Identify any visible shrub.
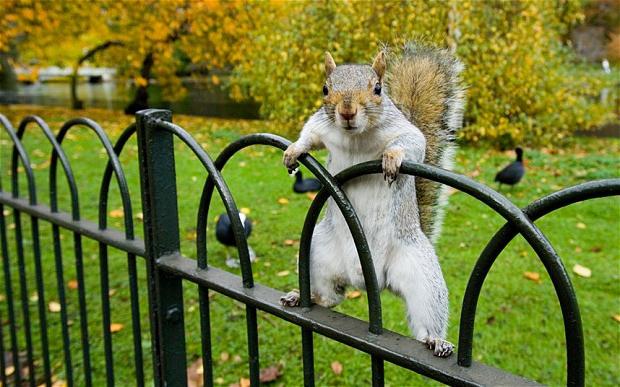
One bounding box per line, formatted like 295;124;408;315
230;0;616;146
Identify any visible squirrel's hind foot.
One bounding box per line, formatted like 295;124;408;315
425;338;454;358
279;290;301;307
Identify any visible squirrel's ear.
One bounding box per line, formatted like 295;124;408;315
372;51;386;81
325;52;337;77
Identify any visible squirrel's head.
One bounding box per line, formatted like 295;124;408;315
322;51;386;134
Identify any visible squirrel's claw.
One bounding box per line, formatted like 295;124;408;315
283;144;301;173
425;338;454;358
280;290;301;307
382;148;404;186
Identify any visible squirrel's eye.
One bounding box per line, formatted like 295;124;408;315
322;85;329;96
373;83;382;96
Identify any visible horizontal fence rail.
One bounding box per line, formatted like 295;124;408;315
0;109;617;386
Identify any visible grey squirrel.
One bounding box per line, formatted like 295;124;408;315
279;42;465;357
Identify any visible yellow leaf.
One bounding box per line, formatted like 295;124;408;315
6;365;15;376
135;76;148;87
523;271;541;283
306;192;317;200
283;239;296;246
240;207;251;215
110;323;124;333
68;279;79;290
613;314;620;323
573;264;591;278
109;208;124;218
331;360;343;375
49;301;62;312
576;222;586;229
220;352;230;362
277;197;289;205
239;378;250;387
346;290;362;299
276;270;290;277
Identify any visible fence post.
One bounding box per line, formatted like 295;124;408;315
136;109;188;386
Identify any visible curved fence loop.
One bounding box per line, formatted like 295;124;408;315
54;118;132;226
0;115;37;203
197;133;383;334
152;119;255;287
458;178;620;378
331;159;584;386
98;124;137;238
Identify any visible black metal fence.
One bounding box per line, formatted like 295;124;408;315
0;109;618;386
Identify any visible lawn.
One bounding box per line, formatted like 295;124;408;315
0;105;619;386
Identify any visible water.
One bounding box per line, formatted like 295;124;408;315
0;80;261;119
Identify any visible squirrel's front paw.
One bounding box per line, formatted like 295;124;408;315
382;148;405;186
283;144;301;173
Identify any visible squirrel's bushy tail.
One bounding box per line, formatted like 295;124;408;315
387;42;465;243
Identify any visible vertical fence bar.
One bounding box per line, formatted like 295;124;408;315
30;216;52;386
98;243;114;386
13;209;36;387
51;224;73;387
0;202;21;386
136;109;187;386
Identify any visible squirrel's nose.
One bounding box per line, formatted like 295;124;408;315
339;111;356;121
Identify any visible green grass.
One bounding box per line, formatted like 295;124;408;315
0;105;619;386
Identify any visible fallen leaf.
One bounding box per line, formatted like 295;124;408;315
48;301;61;312
220;352;230;362
5;365;15;376
109;208;124;218
523;272;541;283
331;361;343;375
486;316;496;325
233;355;242;363
573;264;591;278
613;314;620;323
135;212;144;221
30;292;39;302
576;222;586;230
574;246;582;253
590;246;602;253
306;192;317;200
259;364;283;383
276;270;290;277
239;378;251;387
0;294;5;301
283;239;296;246
238;161;247;167
68;279;79;290
3;209;10;216
186;230;197;241
240;207;251;215
346;290;362;299
109;289;117;297
277;197;289;205
214;377;224;385
187;358;204;387
110;323;124;333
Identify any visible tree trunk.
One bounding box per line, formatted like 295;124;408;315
124;52;154;115
70;40;123;109
0;52;17;92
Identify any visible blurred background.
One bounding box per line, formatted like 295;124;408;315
0;2;619;386
0;0;618;147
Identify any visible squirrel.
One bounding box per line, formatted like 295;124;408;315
279;42;465;357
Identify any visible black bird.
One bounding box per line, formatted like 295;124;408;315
495;147;525;190
293;170;322;193
215;212;255;267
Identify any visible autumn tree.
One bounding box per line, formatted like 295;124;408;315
230;0;615;145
